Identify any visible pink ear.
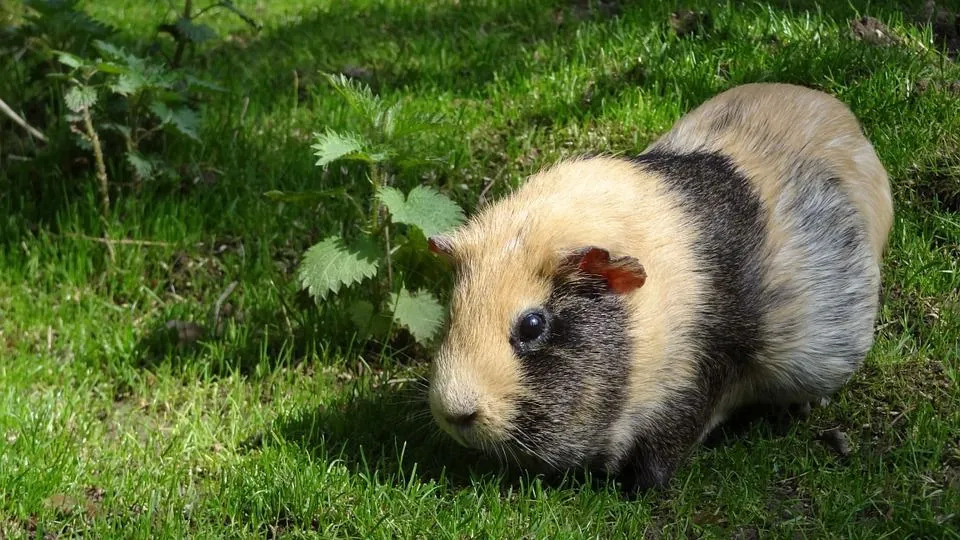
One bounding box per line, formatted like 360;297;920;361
428;235;455;257
567;247;646;294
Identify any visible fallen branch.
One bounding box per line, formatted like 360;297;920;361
0;96;47;143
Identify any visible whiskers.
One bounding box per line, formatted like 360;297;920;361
505;424;564;472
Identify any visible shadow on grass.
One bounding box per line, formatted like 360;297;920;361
257;379;813;497
260;382;516;491
200;1;616;101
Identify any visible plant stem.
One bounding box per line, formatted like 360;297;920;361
171;0;192;68
384;221;393;290
368;165;382;230
81;106;110;218
0;96;47;142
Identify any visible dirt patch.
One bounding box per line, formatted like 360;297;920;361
767;475;814;521
850;17;901;46
570;0;622;21
816;428;852;457
877;283;948;346
913;78;960;97
838;359;956;465
911;163;960;213
670;9;713;37
730;527;760;540
43;486;104;519
920;1;960;58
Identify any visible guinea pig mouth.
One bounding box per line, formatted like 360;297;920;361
433;419;555;468
433;414;492;448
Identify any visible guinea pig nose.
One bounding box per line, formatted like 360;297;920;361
445;410;478;427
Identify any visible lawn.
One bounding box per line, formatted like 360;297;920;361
1;0;959;537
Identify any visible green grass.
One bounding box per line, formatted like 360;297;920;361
2;0;960;537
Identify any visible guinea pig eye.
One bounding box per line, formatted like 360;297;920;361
515;311;547;342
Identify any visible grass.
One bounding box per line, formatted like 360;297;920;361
2;0;959;537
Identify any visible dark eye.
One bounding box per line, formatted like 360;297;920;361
516;311;547;342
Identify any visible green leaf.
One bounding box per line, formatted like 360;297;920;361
348;299;393;340
91;40;127;61
111;73;144;96
390;288;445;344
56;52;85;69
263;188;347;204
150;102;200;141
298;236;381;300
184;74;226;92
94;61;129;75
348;299;375;330
126;151;155;180
175;18;217;43
376;186;407;217
169;107;200;140
311;129;385;166
375;101;401;138
377;185;465;238
64;85;97;112
323;72;382;121
100;122;131;138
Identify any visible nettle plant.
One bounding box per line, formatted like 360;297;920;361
55;40;215;215
157;0;260;68
294;74;465;346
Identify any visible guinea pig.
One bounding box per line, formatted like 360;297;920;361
426;82;893;493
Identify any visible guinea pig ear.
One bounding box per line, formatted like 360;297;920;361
563;246;646;294
427;235;455;259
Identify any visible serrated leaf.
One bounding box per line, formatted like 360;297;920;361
169;107;200;140
92;40;126;61
347;299;393;339
126;151;155;180
376;186;407;217
377;185;465;238
391;110;447;140
175;18;217;43
94;61;128;75
150;102;200;141
323;72;382;121
298;236;381;300
375;101;401;138
64;85;97;112
348;300;375;330
56;51;85;69
184;74;225;92
390;288;445;344
311;130;386;166
110;73;144;96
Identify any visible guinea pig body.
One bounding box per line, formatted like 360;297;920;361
427;83;893;493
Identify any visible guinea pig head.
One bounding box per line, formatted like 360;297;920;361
427;230;646;470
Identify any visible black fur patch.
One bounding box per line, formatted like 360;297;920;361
510;273;632;469
615;150;769;492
